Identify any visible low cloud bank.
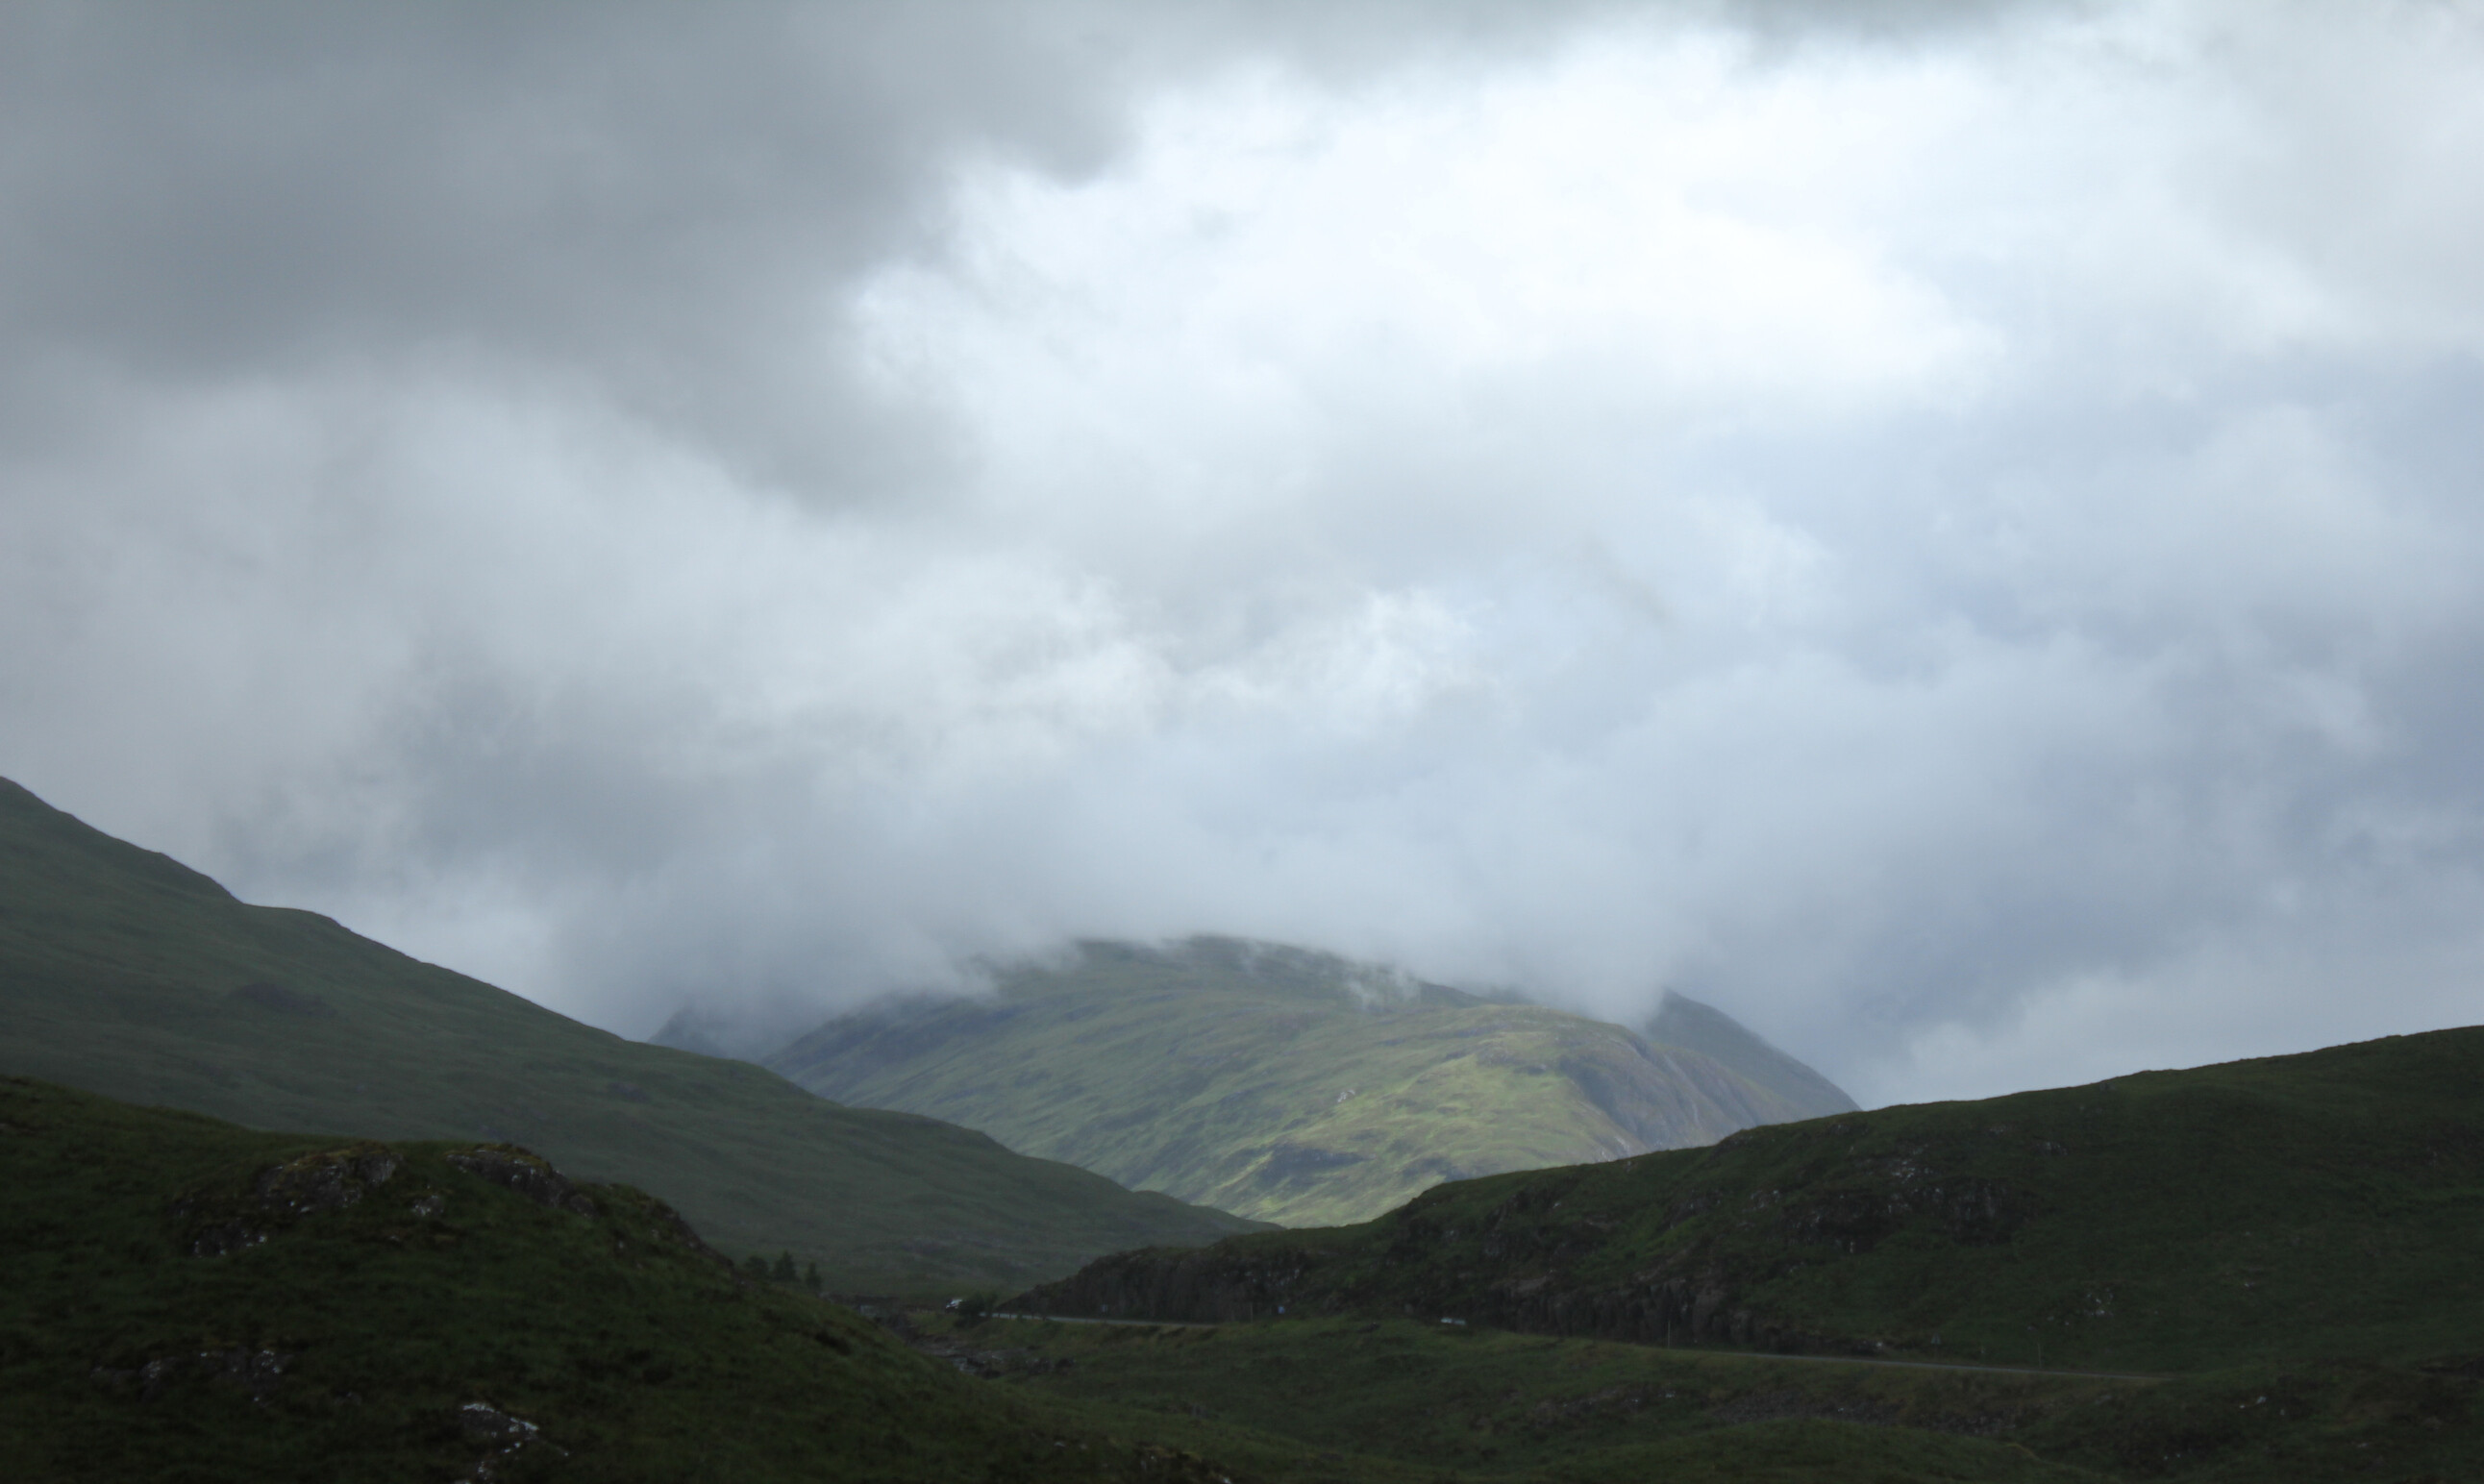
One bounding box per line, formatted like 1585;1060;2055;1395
4;3;2482;1104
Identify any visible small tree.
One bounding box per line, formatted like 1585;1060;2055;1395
955;1290;1002;1324
802;1260;822;1295
770;1250;797;1284
741;1253;770;1279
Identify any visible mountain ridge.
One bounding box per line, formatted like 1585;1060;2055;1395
766;936;1856;1226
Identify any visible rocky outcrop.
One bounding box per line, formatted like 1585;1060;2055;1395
445;1145;598;1217
177;1144;401;1256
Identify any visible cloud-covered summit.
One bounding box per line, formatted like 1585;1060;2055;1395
4;1;2481;1104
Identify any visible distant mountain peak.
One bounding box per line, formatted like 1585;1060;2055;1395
769;936;1856;1227
1644;990;1859;1116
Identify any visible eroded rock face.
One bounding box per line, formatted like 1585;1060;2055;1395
179;1145;401;1256
445;1146;597;1217
258;1149;400;1218
458;1400;559;1481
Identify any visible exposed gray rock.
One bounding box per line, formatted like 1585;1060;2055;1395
180;1145;400;1256
446;1146;597;1217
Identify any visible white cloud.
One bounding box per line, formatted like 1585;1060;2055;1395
4;3;2482;1100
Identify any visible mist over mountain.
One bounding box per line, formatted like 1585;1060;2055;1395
4;5;2483;1109
752;937;1853;1226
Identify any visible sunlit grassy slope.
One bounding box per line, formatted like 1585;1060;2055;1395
766;938;1853;1226
1018;1026;2484;1374
0;778;1262;1293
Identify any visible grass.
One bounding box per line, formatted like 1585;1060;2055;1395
1013;1025;2484;1375
0;777;1261;1295
767;937;1852;1226
917;1310;2484;1482
0;1076;1268;1482
11;1070;2476;1481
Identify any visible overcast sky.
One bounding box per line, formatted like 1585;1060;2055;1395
4;1;2481;1105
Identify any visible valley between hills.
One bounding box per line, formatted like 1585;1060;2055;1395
4;771;2481;1482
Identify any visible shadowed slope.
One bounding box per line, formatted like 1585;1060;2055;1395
0;1076;1245;1483
1015;1026;2484;1373
0;778;1263;1293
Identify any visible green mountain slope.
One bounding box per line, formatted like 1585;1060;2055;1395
764;938;1855;1227
1013;1026;2484;1373
1647;991;1858;1120
0;778;1262;1294
0;1075;1246;1483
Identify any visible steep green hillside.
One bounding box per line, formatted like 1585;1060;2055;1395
0;1075;1247;1483
765;939;1854;1227
0;778;1262;1294
1013;1026;2484;1373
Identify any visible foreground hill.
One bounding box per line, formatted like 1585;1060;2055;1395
0;1076;1240;1483
763;938;1853;1226
0;779;1261;1292
947;1309;2484;1484
1014;1026;2484;1373
16;1073;2481;1484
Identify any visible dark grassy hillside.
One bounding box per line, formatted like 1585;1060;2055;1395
766;938;1853;1226
933;1310;2484;1484
1013;1026;2484;1373
15;1071;2474;1484
0;779;1261;1293
0;1076;1254;1483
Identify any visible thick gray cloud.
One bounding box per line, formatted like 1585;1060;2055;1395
3;1;2481;1104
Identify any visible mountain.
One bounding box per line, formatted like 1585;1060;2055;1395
0;778;1262;1293
1012;1025;2484;1373
1646;990;1857;1121
0;1075;1235;1483
764;937;1856;1227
